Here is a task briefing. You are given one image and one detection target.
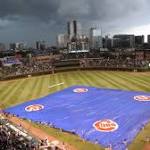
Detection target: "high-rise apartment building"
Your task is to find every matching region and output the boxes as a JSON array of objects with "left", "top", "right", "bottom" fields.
[
  {"left": 147, "top": 35, "right": 150, "bottom": 44},
  {"left": 67, "top": 20, "right": 82, "bottom": 40},
  {"left": 57, "top": 34, "right": 68, "bottom": 48},
  {"left": 89, "top": 27, "right": 102, "bottom": 49}
]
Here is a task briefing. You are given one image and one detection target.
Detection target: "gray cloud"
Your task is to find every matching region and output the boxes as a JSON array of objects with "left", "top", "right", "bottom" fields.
[
  {"left": 0, "top": 0, "right": 60, "bottom": 22},
  {"left": 0, "top": 0, "right": 150, "bottom": 45}
]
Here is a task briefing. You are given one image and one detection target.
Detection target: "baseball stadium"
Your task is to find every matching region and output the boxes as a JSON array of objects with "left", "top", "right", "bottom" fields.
[
  {"left": 1, "top": 0, "right": 150, "bottom": 149},
  {"left": 0, "top": 48, "right": 150, "bottom": 150}
]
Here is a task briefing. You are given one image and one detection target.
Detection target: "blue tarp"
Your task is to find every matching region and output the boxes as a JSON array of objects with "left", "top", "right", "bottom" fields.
[{"left": 4, "top": 86, "right": 150, "bottom": 150}]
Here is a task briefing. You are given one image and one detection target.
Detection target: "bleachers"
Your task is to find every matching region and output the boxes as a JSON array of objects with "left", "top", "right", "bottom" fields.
[
  {"left": 0, "top": 51, "right": 150, "bottom": 80},
  {"left": 0, "top": 116, "right": 63, "bottom": 150},
  {"left": 0, "top": 117, "right": 39, "bottom": 150}
]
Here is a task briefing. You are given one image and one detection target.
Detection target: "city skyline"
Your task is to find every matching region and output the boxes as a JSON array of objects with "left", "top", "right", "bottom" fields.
[{"left": 0, "top": 0, "right": 150, "bottom": 46}]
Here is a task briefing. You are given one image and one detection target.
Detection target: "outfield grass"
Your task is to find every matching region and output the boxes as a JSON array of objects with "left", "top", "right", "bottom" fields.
[{"left": 0, "top": 70, "right": 150, "bottom": 150}]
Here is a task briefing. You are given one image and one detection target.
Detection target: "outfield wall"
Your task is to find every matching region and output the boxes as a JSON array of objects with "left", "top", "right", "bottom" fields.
[{"left": 0, "top": 65, "right": 150, "bottom": 81}]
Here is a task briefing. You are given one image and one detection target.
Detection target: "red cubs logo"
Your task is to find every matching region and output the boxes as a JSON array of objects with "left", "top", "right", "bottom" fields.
[
  {"left": 134, "top": 95, "right": 150, "bottom": 102},
  {"left": 25, "top": 104, "right": 44, "bottom": 112},
  {"left": 73, "top": 88, "right": 88, "bottom": 93},
  {"left": 93, "top": 119, "right": 118, "bottom": 132}
]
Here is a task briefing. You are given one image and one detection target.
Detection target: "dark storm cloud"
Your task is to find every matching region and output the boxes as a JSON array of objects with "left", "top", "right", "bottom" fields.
[
  {"left": 0, "top": 0, "right": 60, "bottom": 22},
  {"left": 0, "top": 0, "right": 150, "bottom": 44},
  {"left": 0, "top": 0, "right": 149, "bottom": 24},
  {"left": 58, "top": 0, "right": 148, "bottom": 21}
]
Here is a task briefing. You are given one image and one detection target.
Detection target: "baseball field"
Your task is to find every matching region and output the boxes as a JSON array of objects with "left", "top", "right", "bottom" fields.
[{"left": 0, "top": 70, "right": 150, "bottom": 150}]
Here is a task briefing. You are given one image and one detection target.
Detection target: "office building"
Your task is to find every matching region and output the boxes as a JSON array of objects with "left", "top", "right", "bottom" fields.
[
  {"left": 89, "top": 27, "right": 102, "bottom": 49},
  {"left": 113, "top": 34, "right": 135, "bottom": 48},
  {"left": 67, "top": 20, "right": 82, "bottom": 40},
  {"left": 57, "top": 34, "right": 68, "bottom": 48},
  {"left": 36, "top": 41, "right": 46, "bottom": 50},
  {"left": 0, "top": 43, "right": 6, "bottom": 51},
  {"left": 147, "top": 35, "right": 150, "bottom": 44},
  {"left": 135, "top": 35, "right": 144, "bottom": 47}
]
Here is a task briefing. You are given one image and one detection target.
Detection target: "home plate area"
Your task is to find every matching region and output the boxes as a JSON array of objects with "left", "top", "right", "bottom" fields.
[{"left": 5, "top": 86, "right": 150, "bottom": 150}]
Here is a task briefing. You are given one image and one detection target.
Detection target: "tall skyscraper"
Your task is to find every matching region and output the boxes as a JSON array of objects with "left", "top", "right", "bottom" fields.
[
  {"left": 57, "top": 34, "right": 68, "bottom": 48},
  {"left": 147, "top": 35, "right": 150, "bottom": 44},
  {"left": 0, "top": 43, "right": 6, "bottom": 51},
  {"left": 9, "top": 42, "right": 26, "bottom": 50},
  {"left": 67, "top": 20, "right": 82, "bottom": 40},
  {"left": 36, "top": 41, "right": 46, "bottom": 50},
  {"left": 89, "top": 27, "right": 102, "bottom": 49}
]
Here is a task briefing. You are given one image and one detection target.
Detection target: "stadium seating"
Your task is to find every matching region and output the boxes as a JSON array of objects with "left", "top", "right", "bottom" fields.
[{"left": 0, "top": 116, "right": 63, "bottom": 150}]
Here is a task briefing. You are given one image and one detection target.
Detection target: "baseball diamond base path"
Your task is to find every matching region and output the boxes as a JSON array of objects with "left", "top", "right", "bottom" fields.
[{"left": 5, "top": 115, "right": 77, "bottom": 150}]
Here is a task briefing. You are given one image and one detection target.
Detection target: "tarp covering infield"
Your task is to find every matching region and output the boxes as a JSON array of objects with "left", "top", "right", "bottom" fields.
[{"left": 4, "top": 86, "right": 150, "bottom": 150}]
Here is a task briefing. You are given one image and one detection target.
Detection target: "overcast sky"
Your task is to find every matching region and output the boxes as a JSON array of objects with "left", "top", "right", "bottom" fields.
[{"left": 0, "top": 0, "right": 150, "bottom": 46}]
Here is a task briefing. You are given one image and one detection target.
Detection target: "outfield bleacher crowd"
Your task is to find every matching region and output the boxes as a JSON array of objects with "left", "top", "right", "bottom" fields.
[
  {"left": 0, "top": 51, "right": 150, "bottom": 79},
  {"left": 79, "top": 57, "right": 149, "bottom": 69},
  {"left": 1, "top": 62, "right": 53, "bottom": 77},
  {"left": 1, "top": 57, "right": 149, "bottom": 78}
]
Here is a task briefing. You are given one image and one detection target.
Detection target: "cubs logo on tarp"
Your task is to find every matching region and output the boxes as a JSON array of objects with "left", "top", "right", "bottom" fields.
[
  {"left": 134, "top": 95, "right": 150, "bottom": 102},
  {"left": 93, "top": 119, "right": 118, "bottom": 132},
  {"left": 25, "top": 104, "right": 44, "bottom": 112},
  {"left": 73, "top": 88, "right": 88, "bottom": 93}
]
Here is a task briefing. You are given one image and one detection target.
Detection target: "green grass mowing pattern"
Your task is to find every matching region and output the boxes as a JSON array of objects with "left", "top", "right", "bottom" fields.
[{"left": 0, "top": 70, "right": 150, "bottom": 150}]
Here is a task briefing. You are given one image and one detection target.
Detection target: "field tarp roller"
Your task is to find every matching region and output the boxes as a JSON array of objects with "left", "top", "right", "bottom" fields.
[{"left": 4, "top": 86, "right": 150, "bottom": 150}]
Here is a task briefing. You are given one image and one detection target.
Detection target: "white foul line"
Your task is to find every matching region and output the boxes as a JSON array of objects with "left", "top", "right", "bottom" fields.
[{"left": 48, "top": 82, "right": 64, "bottom": 89}]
